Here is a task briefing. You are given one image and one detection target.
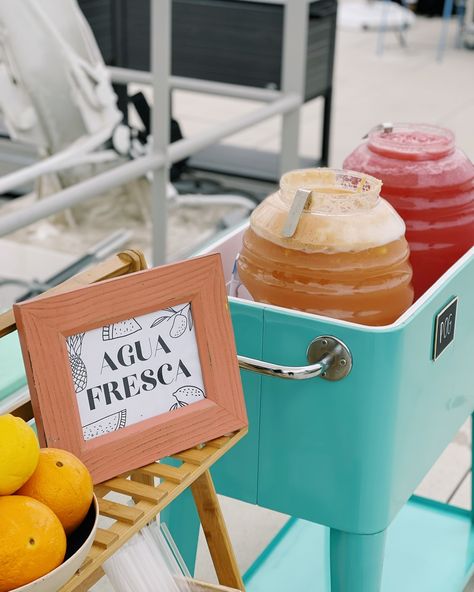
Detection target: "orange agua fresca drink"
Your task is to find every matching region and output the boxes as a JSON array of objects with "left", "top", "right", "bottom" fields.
[{"left": 237, "top": 168, "right": 414, "bottom": 326}]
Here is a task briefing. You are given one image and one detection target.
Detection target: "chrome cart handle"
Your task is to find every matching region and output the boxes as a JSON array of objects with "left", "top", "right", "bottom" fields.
[{"left": 237, "top": 336, "right": 352, "bottom": 382}]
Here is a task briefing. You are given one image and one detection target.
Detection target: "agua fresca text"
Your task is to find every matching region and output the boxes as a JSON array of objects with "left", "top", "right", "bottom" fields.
[{"left": 86, "top": 335, "right": 192, "bottom": 411}]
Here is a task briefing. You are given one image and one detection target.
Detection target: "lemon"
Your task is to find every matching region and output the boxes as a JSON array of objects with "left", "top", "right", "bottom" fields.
[{"left": 0, "top": 414, "right": 40, "bottom": 495}]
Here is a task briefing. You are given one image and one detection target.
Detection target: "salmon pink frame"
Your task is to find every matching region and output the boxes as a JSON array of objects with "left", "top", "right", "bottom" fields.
[{"left": 13, "top": 254, "right": 247, "bottom": 483}]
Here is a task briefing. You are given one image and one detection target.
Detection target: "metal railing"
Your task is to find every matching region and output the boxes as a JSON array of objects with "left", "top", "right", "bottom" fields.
[{"left": 0, "top": 0, "right": 313, "bottom": 265}]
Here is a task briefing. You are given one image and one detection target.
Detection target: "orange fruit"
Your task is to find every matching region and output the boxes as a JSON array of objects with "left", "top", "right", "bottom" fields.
[
  {"left": 0, "top": 495, "right": 66, "bottom": 592},
  {"left": 0, "top": 414, "right": 39, "bottom": 495},
  {"left": 17, "top": 448, "right": 93, "bottom": 535}
]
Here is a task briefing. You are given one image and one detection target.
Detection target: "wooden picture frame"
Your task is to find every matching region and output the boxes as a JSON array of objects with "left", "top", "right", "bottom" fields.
[{"left": 13, "top": 254, "right": 247, "bottom": 483}]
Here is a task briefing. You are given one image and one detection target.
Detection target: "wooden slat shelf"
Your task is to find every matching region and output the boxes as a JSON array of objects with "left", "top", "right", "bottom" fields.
[
  {"left": 94, "top": 528, "right": 120, "bottom": 549},
  {"left": 137, "top": 462, "right": 192, "bottom": 483},
  {"left": 103, "top": 477, "right": 168, "bottom": 503},
  {"left": 59, "top": 428, "right": 247, "bottom": 592},
  {"left": 97, "top": 498, "right": 145, "bottom": 524},
  {"left": 188, "top": 581, "right": 241, "bottom": 592}
]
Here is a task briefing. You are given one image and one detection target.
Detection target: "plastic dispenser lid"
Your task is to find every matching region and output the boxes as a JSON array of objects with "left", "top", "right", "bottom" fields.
[{"left": 250, "top": 168, "right": 407, "bottom": 253}]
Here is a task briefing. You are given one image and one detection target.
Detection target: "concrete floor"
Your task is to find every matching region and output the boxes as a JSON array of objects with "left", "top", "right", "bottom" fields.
[{"left": 172, "top": 12, "right": 474, "bottom": 170}]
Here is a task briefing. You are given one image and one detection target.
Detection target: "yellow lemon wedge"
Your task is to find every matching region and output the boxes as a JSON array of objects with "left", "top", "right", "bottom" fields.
[{"left": 0, "top": 414, "right": 40, "bottom": 495}]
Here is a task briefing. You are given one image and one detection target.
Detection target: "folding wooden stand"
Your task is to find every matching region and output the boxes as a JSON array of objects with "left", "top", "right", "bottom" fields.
[
  {"left": 62, "top": 428, "right": 247, "bottom": 592},
  {"left": 1, "top": 250, "right": 246, "bottom": 592}
]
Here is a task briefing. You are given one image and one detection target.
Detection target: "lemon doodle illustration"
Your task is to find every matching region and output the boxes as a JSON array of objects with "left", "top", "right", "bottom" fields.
[
  {"left": 151, "top": 305, "right": 193, "bottom": 338},
  {"left": 169, "top": 386, "right": 205, "bottom": 411},
  {"left": 170, "top": 314, "right": 187, "bottom": 337}
]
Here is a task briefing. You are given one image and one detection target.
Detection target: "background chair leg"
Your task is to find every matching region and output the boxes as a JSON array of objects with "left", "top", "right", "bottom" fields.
[
  {"left": 437, "top": 0, "right": 455, "bottom": 61},
  {"left": 191, "top": 469, "right": 245, "bottom": 591},
  {"left": 330, "top": 528, "right": 387, "bottom": 592},
  {"left": 376, "top": 0, "right": 391, "bottom": 56}
]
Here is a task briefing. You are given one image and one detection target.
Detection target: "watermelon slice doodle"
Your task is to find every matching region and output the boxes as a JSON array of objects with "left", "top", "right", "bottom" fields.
[
  {"left": 102, "top": 318, "right": 142, "bottom": 341},
  {"left": 82, "top": 409, "right": 127, "bottom": 440}
]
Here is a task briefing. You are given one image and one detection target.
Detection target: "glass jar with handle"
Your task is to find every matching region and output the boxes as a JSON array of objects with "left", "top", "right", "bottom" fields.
[
  {"left": 343, "top": 123, "right": 474, "bottom": 299},
  {"left": 237, "top": 168, "right": 414, "bottom": 326}
]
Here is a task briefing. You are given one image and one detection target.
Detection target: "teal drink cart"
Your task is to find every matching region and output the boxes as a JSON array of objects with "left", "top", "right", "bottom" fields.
[
  {"left": 1, "top": 239, "right": 473, "bottom": 591},
  {"left": 164, "top": 222, "right": 474, "bottom": 592}
]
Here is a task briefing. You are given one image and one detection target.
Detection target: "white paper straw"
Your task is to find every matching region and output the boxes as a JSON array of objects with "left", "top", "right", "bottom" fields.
[{"left": 103, "top": 524, "right": 193, "bottom": 592}]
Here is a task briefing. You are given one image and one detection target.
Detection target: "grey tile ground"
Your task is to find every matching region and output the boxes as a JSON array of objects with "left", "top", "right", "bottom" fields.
[
  {"left": 451, "top": 472, "right": 471, "bottom": 509},
  {"left": 173, "top": 17, "right": 474, "bottom": 168},
  {"left": 416, "top": 419, "right": 471, "bottom": 503}
]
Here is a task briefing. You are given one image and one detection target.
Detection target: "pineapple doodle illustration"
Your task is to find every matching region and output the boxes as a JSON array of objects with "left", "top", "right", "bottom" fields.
[
  {"left": 169, "top": 386, "right": 205, "bottom": 411},
  {"left": 66, "top": 333, "right": 87, "bottom": 393}
]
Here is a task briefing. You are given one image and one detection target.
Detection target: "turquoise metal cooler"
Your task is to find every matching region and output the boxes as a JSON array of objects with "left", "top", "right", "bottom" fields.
[
  {"left": 1, "top": 225, "right": 472, "bottom": 591},
  {"left": 163, "top": 222, "right": 474, "bottom": 592}
]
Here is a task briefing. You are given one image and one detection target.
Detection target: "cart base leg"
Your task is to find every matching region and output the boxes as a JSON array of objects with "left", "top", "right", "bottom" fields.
[
  {"left": 330, "top": 528, "right": 387, "bottom": 592},
  {"left": 471, "top": 412, "right": 474, "bottom": 521}
]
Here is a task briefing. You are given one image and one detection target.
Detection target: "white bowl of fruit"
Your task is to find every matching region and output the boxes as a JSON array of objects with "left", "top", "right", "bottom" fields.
[{"left": 0, "top": 415, "right": 97, "bottom": 592}]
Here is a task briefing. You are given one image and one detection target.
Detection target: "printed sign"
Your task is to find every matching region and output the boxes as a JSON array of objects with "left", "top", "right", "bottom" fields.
[
  {"left": 13, "top": 254, "right": 247, "bottom": 483},
  {"left": 66, "top": 303, "right": 205, "bottom": 441},
  {"left": 433, "top": 297, "right": 457, "bottom": 360}
]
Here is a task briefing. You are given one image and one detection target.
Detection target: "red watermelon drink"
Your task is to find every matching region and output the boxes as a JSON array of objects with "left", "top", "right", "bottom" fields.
[{"left": 344, "top": 124, "right": 474, "bottom": 299}]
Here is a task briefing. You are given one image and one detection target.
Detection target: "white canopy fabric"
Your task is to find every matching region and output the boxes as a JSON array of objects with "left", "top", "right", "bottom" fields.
[{"left": 0, "top": 0, "right": 121, "bottom": 154}]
